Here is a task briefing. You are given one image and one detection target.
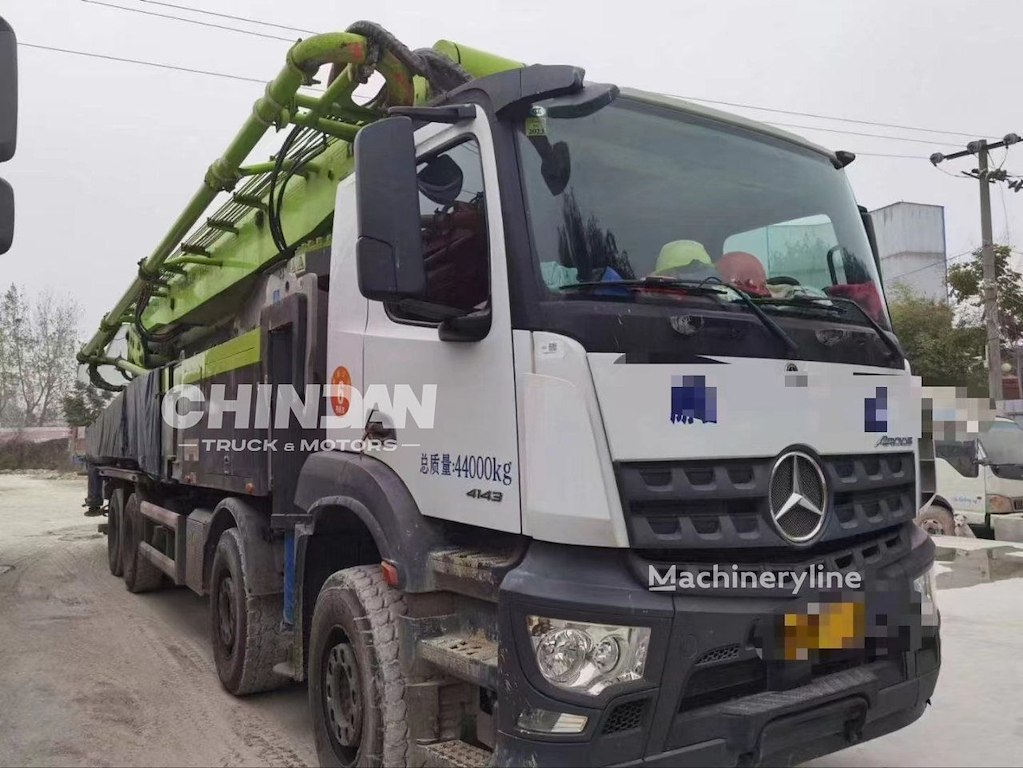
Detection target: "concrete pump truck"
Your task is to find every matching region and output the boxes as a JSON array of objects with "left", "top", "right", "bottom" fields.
[{"left": 79, "top": 22, "right": 940, "bottom": 767}]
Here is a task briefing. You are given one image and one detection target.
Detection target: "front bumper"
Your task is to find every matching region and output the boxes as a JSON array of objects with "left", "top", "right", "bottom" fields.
[{"left": 494, "top": 523, "right": 940, "bottom": 767}]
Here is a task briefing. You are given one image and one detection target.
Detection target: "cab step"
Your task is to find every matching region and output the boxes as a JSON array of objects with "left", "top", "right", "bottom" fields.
[
  {"left": 419, "top": 632, "right": 499, "bottom": 689},
  {"left": 428, "top": 546, "right": 524, "bottom": 601},
  {"left": 418, "top": 739, "right": 492, "bottom": 768}
]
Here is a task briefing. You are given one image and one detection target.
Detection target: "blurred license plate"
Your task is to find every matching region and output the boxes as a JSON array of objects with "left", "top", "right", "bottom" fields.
[{"left": 782, "top": 602, "right": 865, "bottom": 661}]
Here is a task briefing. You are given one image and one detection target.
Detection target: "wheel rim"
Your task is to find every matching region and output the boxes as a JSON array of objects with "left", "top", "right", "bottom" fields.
[
  {"left": 217, "top": 576, "right": 236, "bottom": 654},
  {"left": 324, "top": 640, "right": 363, "bottom": 759}
]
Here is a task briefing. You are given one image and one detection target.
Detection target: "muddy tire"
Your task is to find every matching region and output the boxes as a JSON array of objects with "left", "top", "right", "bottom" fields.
[
  {"left": 209, "top": 528, "right": 287, "bottom": 696},
  {"left": 107, "top": 487, "right": 124, "bottom": 577},
  {"left": 916, "top": 502, "right": 956, "bottom": 536},
  {"left": 309, "top": 565, "right": 408, "bottom": 768},
  {"left": 121, "top": 492, "right": 164, "bottom": 594}
]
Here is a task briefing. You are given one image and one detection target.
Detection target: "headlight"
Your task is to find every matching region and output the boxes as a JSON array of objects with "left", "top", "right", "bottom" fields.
[
  {"left": 527, "top": 616, "right": 650, "bottom": 695},
  {"left": 912, "top": 568, "right": 939, "bottom": 627},
  {"left": 987, "top": 494, "right": 1013, "bottom": 513}
]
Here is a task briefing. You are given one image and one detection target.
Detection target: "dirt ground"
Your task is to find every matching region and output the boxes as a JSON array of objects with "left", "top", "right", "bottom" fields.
[
  {"left": 1, "top": 471, "right": 1021, "bottom": 767},
  {"left": 0, "top": 473, "right": 316, "bottom": 767}
]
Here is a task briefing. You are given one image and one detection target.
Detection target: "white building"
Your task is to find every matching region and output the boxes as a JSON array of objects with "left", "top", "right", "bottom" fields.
[{"left": 870, "top": 202, "right": 947, "bottom": 302}]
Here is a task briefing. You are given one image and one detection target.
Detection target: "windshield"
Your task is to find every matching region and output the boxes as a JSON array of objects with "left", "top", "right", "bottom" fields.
[
  {"left": 516, "top": 96, "right": 890, "bottom": 330},
  {"left": 981, "top": 420, "right": 1023, "bottom": 465}
]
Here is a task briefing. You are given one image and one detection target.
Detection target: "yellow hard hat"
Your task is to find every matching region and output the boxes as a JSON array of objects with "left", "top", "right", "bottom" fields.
[{"left": 655, "top": 240, "right": 712, "bottom": 275}]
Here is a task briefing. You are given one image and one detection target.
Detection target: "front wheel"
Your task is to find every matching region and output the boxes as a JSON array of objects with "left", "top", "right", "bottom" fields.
[{"left": 308, "top": 565, "right": 409, "bottom": 768}]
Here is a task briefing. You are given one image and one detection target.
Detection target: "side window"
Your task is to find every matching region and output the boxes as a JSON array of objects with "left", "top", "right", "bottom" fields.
[
  {"left": 723, "top": 215, "right": 838, "bottom": 287},
  {"left": 935, "top": 439, "right": 979, "bottom": 478},
  {"left": 390, "top": 138, "right": 489, "bottom": 323}
]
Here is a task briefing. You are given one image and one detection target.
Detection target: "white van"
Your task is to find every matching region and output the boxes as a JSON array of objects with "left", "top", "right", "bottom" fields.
[{"left": 922, "top": 416, "right": 1023, "bottom": 534}]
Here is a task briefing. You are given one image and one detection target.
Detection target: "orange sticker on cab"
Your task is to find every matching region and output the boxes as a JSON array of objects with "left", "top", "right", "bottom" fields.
[{"left": 330, "top": 366, "right": 352, "bottom": 416}]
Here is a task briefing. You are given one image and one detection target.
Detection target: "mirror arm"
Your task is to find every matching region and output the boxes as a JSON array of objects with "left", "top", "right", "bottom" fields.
[
  {"left": 439, "top": 306, "right": 492, "bottom": 342},
  {"left": 387, "top": 104, "right": 476, "bottom": 126}
]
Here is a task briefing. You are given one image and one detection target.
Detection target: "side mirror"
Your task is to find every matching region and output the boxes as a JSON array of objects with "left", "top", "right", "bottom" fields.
[
  {"left": 0, "top": 179, "right": 12, "bottom": 254},
  {"left": 0, "top": 16, "right": 15, "bottom": 162},
  {"left": 354, "top": 116, "right": 426, "bottom": 301},
  {"left": 1, "top": 16, "right": 16, "bottom": 256}
]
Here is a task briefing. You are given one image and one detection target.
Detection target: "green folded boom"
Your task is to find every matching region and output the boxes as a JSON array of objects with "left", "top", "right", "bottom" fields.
[{"left": 77, "top": 28, "right": 522, "bottom": 390}]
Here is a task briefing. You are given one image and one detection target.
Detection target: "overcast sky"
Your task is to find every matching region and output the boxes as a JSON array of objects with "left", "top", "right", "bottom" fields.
[{"left": 4, "top": 0, "right": 1022, "bottom": 339}]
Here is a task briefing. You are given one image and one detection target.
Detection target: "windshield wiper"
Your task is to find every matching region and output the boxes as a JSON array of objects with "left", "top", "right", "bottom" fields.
[
  {"left": 559, "top": 277, "right": 798, "bottom": 353},
  {"left": 558, "top": 277, "right": 722, "bottom": 294},
  {"left": 754, "top": 295, "right": 902, "bottom": 362}
]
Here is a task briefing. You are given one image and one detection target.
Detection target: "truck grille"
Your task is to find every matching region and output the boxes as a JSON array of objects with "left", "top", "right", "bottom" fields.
[{"left": 616, "top": 453, "right": 914, "bottom": 550}]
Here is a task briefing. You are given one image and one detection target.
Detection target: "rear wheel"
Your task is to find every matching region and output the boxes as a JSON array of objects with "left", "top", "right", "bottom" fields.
[
  {"left": 309, "top": 565, "right": 408, "bottom": 768},
  {"left": 106, "top": 487, "right": 124, "bottom": 577},
  {"left": 916, "top": 502, "right": 956, "bottom": 536},
  {"left": 121, "top": 492, "right": 163, "bottom": 594},
  {"left": 209, "top": 528, "right": 287, "bottom": 696}
]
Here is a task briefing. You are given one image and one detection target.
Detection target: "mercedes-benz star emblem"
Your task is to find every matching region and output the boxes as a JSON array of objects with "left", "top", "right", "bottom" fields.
[{"left": 769, "top": 451, "right": 828, "bottom": 543}]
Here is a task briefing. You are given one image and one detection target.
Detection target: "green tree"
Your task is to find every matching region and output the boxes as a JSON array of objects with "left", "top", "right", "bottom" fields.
[
  {"left": 888, "top": 286, "right": 986, "bottom": 396},
  {"left": 62, "top": 380, "right": 112, "bottom": 427},
  {"left": 947, "top": 244, "right": 1023, "bottom": 352}
]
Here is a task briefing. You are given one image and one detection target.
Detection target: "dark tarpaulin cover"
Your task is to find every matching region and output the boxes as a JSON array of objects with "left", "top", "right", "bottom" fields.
[{"left": 85, "top": 370, "right": 162, "bottom": 477}]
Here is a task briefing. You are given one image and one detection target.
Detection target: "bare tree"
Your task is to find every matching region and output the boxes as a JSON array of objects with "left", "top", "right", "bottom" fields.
[
  {"left": 0, "top": 286, "right": 19, "bottom": 426},
  {"left": 0, "top": 285, "right": 81, "bottom": 427}
]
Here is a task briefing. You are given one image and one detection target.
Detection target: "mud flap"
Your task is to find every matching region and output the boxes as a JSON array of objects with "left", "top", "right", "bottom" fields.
[{"left": 754, "top": 696, "right": 868, "bottom": 764}]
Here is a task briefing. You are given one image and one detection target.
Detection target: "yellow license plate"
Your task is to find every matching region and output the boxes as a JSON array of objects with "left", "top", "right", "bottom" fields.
[{"left": 782, "top": 602, "right": 865, "bottom": 661}]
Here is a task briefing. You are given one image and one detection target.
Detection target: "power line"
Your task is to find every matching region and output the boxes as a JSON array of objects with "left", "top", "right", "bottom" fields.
[
  {"left": 79, "top": 0, "right": 296, "bottom": 42},
  {"left": 852, "top": 151, "right": 929, "bottom": 160},
  {"left": 20, "top": 41, "right": 268, "bottom": 83},
  {"left": 18, "top": 42, "right": 381, "bottom": 97},
  {"left": 137, "top": 0, "right": 317, "bottom": 35},
  {"left": 764, "top": 120, "right": 963, "bottom": 148},
  {"left": 893, "top": 249, "right": 975, "bottom": 279},
  {"left": 664, "top": 93, "right": 995, "bottom": 141}
]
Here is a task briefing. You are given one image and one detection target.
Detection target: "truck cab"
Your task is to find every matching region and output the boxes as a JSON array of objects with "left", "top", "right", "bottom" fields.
[{"left": 933, "top": 416, "right": 1023, "bottom": 532}]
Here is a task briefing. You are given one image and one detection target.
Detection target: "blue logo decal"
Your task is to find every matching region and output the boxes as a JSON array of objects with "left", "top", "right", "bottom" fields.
[
  {"left": 670, "top": 375, "right": 718, "bottom": 425},
  {"left": 865, "top": 386, "right": 888, "bottom": 433}
]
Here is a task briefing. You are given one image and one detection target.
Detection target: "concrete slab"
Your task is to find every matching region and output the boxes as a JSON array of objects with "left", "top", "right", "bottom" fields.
[{"left": 991, "top": 514, "right": 1023, "bottom": 543}]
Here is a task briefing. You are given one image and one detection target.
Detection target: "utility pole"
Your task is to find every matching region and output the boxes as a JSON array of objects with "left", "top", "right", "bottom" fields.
[
  {"left": 977, "top": 141, "right": 1002, "bottom": 404},
  {"left": 932, "top": 133, "right": 1021, "bottom": 405}
]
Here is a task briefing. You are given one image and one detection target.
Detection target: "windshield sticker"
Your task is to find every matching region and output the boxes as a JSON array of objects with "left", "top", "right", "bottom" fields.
[
  {"left": 670, "top": 375, "right": 718, "bottom": 425},
  {"left": 525, "top": 106, "right": 548, "bottom": 138}
]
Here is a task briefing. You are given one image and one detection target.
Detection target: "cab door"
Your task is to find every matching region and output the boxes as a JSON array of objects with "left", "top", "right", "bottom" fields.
[
  {"left": 935, "top": 437, "right": 984, "bottom": 521},
  {"left": 360, "top": 110, "right": 521, "bottom": 532}
]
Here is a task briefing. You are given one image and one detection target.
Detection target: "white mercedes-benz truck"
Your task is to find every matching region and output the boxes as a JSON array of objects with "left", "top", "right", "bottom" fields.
[{"left": 81, "top": 25, "right": 939, "bottom": 767}]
